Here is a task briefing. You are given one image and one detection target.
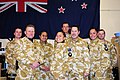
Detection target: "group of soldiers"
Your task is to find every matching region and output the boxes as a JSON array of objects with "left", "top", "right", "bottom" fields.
[{"left": 5, "top": 22, "right": 117, "bottom": 80}]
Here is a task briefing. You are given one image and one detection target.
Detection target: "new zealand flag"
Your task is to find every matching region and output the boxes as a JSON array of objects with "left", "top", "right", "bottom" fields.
[{"left": 0, "top": 0, "right": 100, "bottom": 39}]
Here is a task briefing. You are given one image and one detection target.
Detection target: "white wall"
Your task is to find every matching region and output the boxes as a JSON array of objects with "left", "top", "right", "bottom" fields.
[{"left": 100, "top": 0, "right": 120, "bottom": 41}]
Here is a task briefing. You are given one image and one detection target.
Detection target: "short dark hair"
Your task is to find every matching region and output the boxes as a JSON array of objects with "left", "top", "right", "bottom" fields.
[
  {"left": 13, "top": 27, "right": 22, "bottom": 33},
  {"left": 98, "top": 29, "right": 105, "bottom": 34},
  {"left": 89, "top": 27, "right": 99, "bottom": 33},
  {"left": 71, "top": 25, "right": 80, "bottom": 31},
  {"left": 62, "top": 22, "right": 69, "bottom": 27},
  {"left": 56, "top": 30, "right": 66, "bottom": 37},
  {"left": 39, "top": 30, "right": 48, "bottom": 36}
]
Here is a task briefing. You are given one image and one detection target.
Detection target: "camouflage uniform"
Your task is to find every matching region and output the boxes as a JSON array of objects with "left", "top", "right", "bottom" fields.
[
  {"left": 51, "top": 37, "right": 90, "bottom": 80},
  {"left": 65, "top": 33, "right": 71, "bottom": 39},
  {"left": 34, "top": 41, "right": 54, "bottom": 80},
  {"left": 14, "top": 37, "right": 44, "bottom": 80},
  {"left": 6, "top": 39, "right": 18, "bottom": 75},
  {"left": 89, "top": 38, "right": 117, "bottom": 80},
  {"left": 99, "top": 40, "right": 117, "bottom": 80},
  {"left": 38, "top": 41, "right": 53, "bottom": 66},
  {"left": 51, "top": 42, "right": 68, "bottom": 80}
]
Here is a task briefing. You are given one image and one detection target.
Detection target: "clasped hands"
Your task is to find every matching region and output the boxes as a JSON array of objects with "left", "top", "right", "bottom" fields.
[
  {"left": 30, "top": 61, "right": 40, "bottom": 69},
  {"left": 30, "top": 61, "right": 50, "bottom": 71}
]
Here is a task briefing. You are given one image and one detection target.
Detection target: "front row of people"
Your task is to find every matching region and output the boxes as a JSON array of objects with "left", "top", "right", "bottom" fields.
[{"left": 5, "top": 24, "right": 117, "bottom": 80}]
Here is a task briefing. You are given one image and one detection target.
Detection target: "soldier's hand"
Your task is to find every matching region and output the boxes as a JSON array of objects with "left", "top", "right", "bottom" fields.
[
  {"left": 41, "top": 66, "right": 50, "bottom": 71},
  {"left": 84, "top": 72, "right": 89, "bottom": 77},
  {"left": 30, "top": 64, "right": 35, "bottom": 69},
  {"left": 31, "top": 61, "right": 40, "bottom": 69}
]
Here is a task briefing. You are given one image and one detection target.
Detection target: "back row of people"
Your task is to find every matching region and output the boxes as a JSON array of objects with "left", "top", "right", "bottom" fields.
[{"left": 5, "top": 23, "right": 117, "bottom": 80}]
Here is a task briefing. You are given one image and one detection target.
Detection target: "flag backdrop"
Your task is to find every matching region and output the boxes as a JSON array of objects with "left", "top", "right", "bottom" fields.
[{"left": 0, "top": 0, "right": 100, "bottom": 39}]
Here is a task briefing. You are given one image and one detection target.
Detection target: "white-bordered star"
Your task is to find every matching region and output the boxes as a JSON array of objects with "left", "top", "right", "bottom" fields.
[
  {"left": 72, "top": 0, "right": 77, "bottom": 1},
  {"left": 81, "top": 2, "right": 88, "bottom": 9},
  {"left": 58, "top": 6, "right": 65, "bottom": 13}
]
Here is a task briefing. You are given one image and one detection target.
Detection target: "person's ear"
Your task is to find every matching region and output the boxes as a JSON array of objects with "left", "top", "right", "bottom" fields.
[
  {"left": 14, "top": 32, "right": 15, "bottom": 36},
  {"left": 39, "top": 35, "right": 41, "bottom": 39},
  {"left": 78, "top": 31, "right": 80, "bottom": 35},
  {"left": 24, "top": 31, "right": 26, "bottom": 35}
]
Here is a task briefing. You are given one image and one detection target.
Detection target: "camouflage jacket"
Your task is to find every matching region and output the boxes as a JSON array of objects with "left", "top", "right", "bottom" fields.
[{"left": 6, "top": 39, "right": 18, "bottom": 74}]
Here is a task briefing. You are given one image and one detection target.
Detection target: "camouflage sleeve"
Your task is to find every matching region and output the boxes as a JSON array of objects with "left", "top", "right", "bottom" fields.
[
  {"left": 34, "top": 50, "right": 44, "bottom": 65},
  {"left": 6, "top": 42, "right": 13, "bottom": 65},
  {"left": 14, "top": 41, "right": 35, "bottom": 65},
  {"left": 45, "top": 43, "right": 54, "bottom": 65},
  {"left": 100, "top": 51, "right": 111, "bottom": 71},
  {"left": 98, "top": 43, "right": 116, "bottom": 70},
  {"left": 33, "top": 40, "right": 44, "bottom": 64},
  {"left": 5, "top": 42, "right": 16, "bottom": 66},
  {"left": 110, "top": 44, "right": 117, "bottom": 67},
  {"left": 82, "top": 42, "right": 90, "bottom": 74}
]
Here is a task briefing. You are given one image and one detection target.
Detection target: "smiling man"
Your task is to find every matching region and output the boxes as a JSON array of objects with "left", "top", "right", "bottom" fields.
[
  {"left": 65, "top": 25, "right": 90, "bottom": 80},
  {"left": 14, "top": 24, "right": 43, "bottom": 80},
  {"left": 6, "top": 27, "right": 22, "bottom": 80}
]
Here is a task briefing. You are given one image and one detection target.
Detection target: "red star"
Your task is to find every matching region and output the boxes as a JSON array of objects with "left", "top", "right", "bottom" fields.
[
  {"left": 81, "top": 2, "right": 87, "bottom": 9},
  {"left": 58, "top": 6, "right": 65, "bottom": 13}
]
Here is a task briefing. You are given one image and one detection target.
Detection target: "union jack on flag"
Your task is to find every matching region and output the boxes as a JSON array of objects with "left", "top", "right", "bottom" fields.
[{"left": 0, "top": 0, "right": 47, "bottom": 13}]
